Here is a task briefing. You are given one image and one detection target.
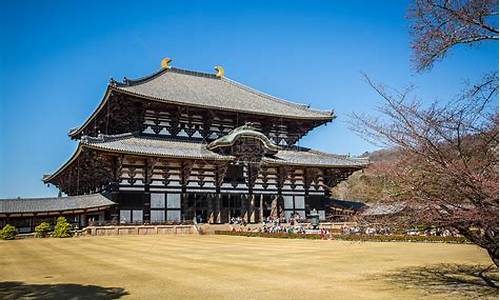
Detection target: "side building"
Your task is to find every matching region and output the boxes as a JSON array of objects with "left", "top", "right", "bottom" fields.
[{"left": 1, "top": 59, "right": 368, "bottom": 230}]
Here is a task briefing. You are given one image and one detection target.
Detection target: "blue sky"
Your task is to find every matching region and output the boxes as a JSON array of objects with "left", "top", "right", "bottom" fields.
[{"left": 0, "top": 1, "right": 497, "bottom": 198}]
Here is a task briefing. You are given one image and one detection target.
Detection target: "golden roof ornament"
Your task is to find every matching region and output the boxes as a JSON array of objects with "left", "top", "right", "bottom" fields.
[
  {"left": 160, "top": 57, "right": 172, "bottom": 69},
  {"left": 214, "top": 65, "right": 225, "bottom": 78}
]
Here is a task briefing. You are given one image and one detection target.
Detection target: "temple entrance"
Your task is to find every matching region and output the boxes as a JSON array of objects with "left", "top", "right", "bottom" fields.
[
  {"left": 220, "top": 194, "right": 243, "bottom": 223},
  {"left": 183, "top": 193, "right": 210, "bottom": 223},
  {"left": 255, "top": 194, "right": 275, "bottom": 220},
  {"left": 181, "top": 193, "right": 289, "bottom": 224}
]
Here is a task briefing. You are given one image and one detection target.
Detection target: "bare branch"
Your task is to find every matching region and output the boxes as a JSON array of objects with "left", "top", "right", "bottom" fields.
[
  {"left": 409, "top": 0, "right": 499, "bottom": 71},
  {"left": 348, "top": 73, "right": 499, "bottom": 265}
]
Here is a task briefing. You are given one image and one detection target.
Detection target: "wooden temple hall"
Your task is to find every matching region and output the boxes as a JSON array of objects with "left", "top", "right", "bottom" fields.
[{"left": 1, "top": 58, "right": 367, "bottom": 228}]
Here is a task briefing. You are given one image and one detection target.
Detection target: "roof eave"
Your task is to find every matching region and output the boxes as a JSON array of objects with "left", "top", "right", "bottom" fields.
[
  {"left": 43, "top": 143, "right": 85, "bottom": 184},
  {"left": 68, "top": 86, "right": 114, "bottom": 139},
  {"left": 115, "top": 88, "right": 335, "bottom": 121},
  {"left": 69, "top": 85, "right": 334, "bottom": 141},
  {"left": 262, "top": 159, "right": 368, "bottom": 169}
]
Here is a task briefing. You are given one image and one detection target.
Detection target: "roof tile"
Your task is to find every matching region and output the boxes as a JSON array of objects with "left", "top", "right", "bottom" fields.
[
  {"left": 115, "top": 68, "right": 333, "bottom": 120},
  {"left": 0, "top": 193, "right": 116, "bottom": 214}
]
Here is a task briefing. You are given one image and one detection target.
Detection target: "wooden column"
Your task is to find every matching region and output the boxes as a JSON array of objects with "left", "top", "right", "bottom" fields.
[
  {"left": 242, "top": 195, "right": 249, "bottom": 222},
  {"left": 249, "top": 194, "right": 256, "bottom": 223},
  {"left": 303, "top": 167, "right": 310, "bottom": 211},
  {"left": 215, "top": 163, "right": 227, "bottom": 224},
  {"left": 246, "top": 163, "right": 259, "bottom": 223},
  {"left": 270, "top": 195, "right": 278, "bottom": 219},
  {"left": 180, "top": 161, "right": 194, "bottom": 222},
  {"left": 110, "top": 156, "right": 123, "bottom": 224},
  {"left": 259, "top": 194, "right": 264, "bottom": 222},
  {"left": 31, "top": 215, "right": 36, "bottom": 232},
  {"left": 207, "top": 194, "right": 214, "bottom": 224},
  {"left": 181, "top": 193, "right": 189, "bottom": 222},
  {"left": 143, "top": 158, "right": 157, "bottom": 223},
  {"left": 216, "top": 194, "right": 222, "bottom": 223},
  {"left": 276, "top": 166, "right": 290, "bottom": 222},
  {"left": 278, "top": 196, "right": 285, "bottom": 220}
]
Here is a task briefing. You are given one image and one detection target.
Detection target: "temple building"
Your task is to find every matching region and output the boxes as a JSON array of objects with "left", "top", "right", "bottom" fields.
[{"left": 1, "top": 58, "right": 367, "bottom": 230}]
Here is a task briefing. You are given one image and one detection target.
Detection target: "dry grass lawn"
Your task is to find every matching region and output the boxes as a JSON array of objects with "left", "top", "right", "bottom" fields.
[{"left": 0, "top": 235, "right": 497, "bottom": 299}]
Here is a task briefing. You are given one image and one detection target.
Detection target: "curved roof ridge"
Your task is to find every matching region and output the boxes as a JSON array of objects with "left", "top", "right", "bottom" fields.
[
  {"left": 113, "top": 68, "right": 166, "bottom": 87},
  {"left": 43, "top": 144, "right": 84, "bottom": 183},
  {"left": 222, "top": 77, "right": 333, "bottom": 116},
  {"left": 307, "top": 148, "right": 370, "bottom": 160},
  {"left": 169, "top": 67, "right": 219, "bottom": 79},
  {"left": 81, "top": 132, "right": 135, "bottom": 143},
  {"left": 307, "top": 149, "right": 350, "bottom": 158},
  {"left": 68, "top": 86, "right": 113, "bottom": 138},
  {"left": 115, "top": 67, "right": 219, "bottom": 87},
  {"left": 90, "top": 133, "right": 211, "bottom": 146},
  {"left": 131, "top": 135, "right": 206, "bottom": 144},
  {"left": 0, "top": 193, "right": 107, "bottom": 202},
  {"left": 207, "top": 123, "right": 280, "bottom": 154}
]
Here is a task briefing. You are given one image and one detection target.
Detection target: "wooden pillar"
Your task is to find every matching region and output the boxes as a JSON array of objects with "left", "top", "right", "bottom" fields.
[
  {"left": 276, "top": 166, "right": 289, "bottom": 222},
  {"left": 181, "top": 193, "right": 189, "bottom": 222},
  {"left": 270, "top": 195, "right": 278, "bottom": 219},
  {"left": 215, "top": 163, "right": 227, "bottom": 224},
  {"left": 249, "top": 194, "right": 256, "bottom": 223},
  {"left": 110, "top": 156, "right": 122, "bottom": 225},
  {"left": 278, "top": 195, "right": 285, "bottom": 220},
  {"left": 143, "top": 159, "right": 151, "bottom": 223},
  {"left": 304, "top": 169, "right": 309, "bottom": 215},
  {"left": 242, "top": 195, "right": 250, "bottom": 222},
  {"left": 208, "top": 194, "right": 214, "bottom": 224},
  {"left": 180, "top": 161, "right": 193, "bottom": 222},
  {"left": 259, "top": 194, "right": 264, "bottom": 222},
  {"left": 216, "top": 194, "right": 221, "bottom": 223},
  {"left": 31, "top": 215, "right": 36, "bottom": 232}
]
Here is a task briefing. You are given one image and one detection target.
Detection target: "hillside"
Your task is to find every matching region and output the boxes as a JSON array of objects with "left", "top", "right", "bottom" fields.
[{"left": 331, "top": 148, "right": 399, "bottom": 204}]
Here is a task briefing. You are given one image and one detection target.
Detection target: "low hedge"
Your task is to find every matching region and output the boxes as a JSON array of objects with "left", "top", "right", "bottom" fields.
[
  {"left": 34, "top": 222, "right": 51, "bottom": 238},
  {"left": 53, "top": 217, "right": 72, "bottom": 238},
  {"left": 0, "top": 224, "right": 17, "bottom": 240},
  {"left": 331, "top": 234, "right": 469, "bottom": 244},
  {"left": 216, "top": 231, "right": 323, "bottom": 240},
  {"left": 214, "top": 231, "right": 470, "bottom": 244}
]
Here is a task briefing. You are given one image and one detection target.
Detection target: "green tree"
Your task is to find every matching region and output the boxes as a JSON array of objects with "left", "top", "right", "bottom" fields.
[
  {"left": 53, "top": 217, "right": 72, "bottom": 238},
  {"left": 34, "top": 222, "right": 51, "bottom": 238},
  {"left": 0, "top": 224, "right": 17, "bottom": 240}
]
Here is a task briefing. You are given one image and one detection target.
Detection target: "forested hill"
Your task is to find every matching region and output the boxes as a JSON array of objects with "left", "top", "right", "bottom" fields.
[{"left": 331, "top": 148, "right": 399, "bottom": 204}]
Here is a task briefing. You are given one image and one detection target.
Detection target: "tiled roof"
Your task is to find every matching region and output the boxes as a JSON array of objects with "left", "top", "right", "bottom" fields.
[
  {"left": 329, "top": 199, "right": 367, "bottom": 210},
  {"left": 44, "top": 133, "right": 368, "bottom": 183},
  {"left": 81, "top": 133, "right": 368, "bottom": 168},
  {"left": 268, "top": 148, "right": 368, "bottom": 167},
  {"left": 0, "top": 193, "right": 116, "bottom": 214},
  {"left": 114, "top": 67, "right": 334, "bottom": 120},
  {"left": 82, "top": 133, "right": 233, "bottom": 161}
]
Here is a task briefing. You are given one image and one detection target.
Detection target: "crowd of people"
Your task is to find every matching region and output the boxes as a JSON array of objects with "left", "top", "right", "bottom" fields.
[
  {"left": 228, "top": 215, "right": 314, "bottom": 235},
  {"left": 218, "top": 210, "right": 467, "bottom": 240},
  {"left": 229, "top": 216, "right": 246, "bottom": 225},
  {"left": 341, "top": 225, "right": 462, "bottom": 237}
]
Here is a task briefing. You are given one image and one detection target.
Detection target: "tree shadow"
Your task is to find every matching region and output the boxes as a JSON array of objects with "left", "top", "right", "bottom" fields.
[
  {"left": 0, "top": 281, "right": 129, "bottom": 300},
  {"left": 382, "top": 263, "right": 498, "bottom": 299}
]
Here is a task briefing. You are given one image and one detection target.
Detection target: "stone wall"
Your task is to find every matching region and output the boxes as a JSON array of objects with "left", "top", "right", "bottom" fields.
[{"left": 84, "top": 225, "right": 197, "bottom": 236}]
